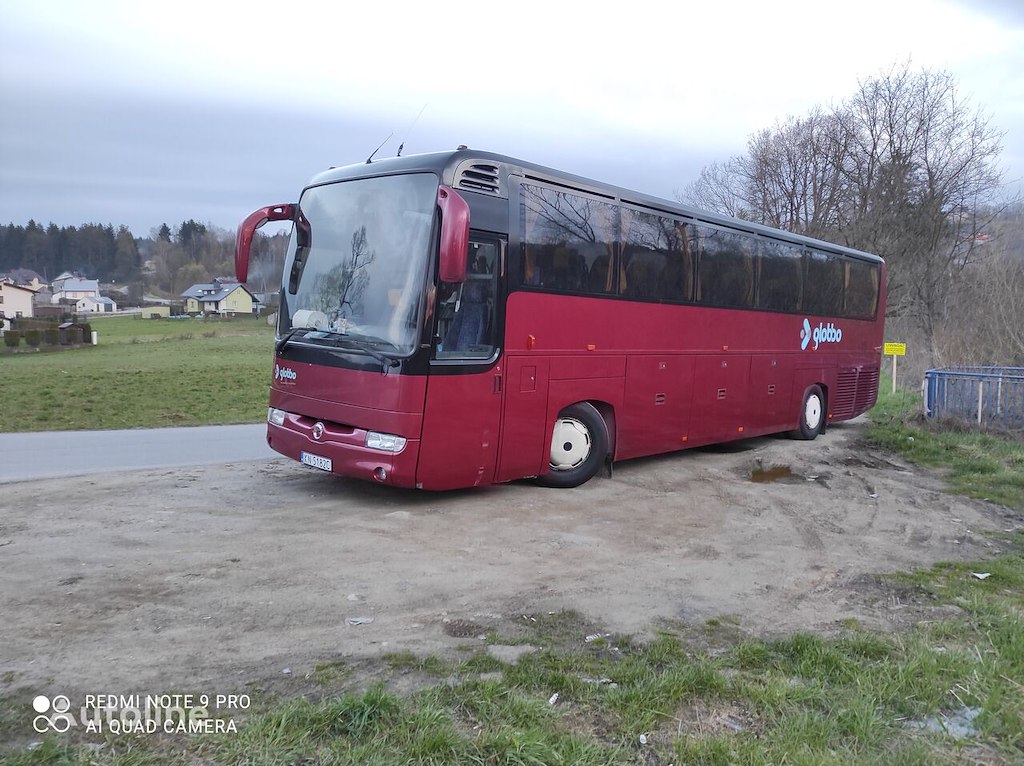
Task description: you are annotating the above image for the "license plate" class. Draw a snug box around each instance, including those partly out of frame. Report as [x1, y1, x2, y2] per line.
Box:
[300, 451, 332, 472]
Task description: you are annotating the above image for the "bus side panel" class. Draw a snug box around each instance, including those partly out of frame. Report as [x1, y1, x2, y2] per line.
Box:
[747, 354, 795, 434]
[495, 356, 551, 482]
[618, 355, 695, 461]
[418, 370, 502, 490]
[549, 355, 626, 380]
[687, 354, 752, 446]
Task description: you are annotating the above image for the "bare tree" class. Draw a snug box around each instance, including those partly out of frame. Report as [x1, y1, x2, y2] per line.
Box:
[681, 109, 849, 237]
[941, 207, 1024, 366]
[837, 64, 1005, 356]
[680, 63, 1007, 364]
[743, 109, 850, 238]
[681, 159, 747, 219]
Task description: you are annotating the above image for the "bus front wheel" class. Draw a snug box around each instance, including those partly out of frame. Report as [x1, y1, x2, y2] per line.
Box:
[538, 403, 608, 488]
[795, 385, 825, 440]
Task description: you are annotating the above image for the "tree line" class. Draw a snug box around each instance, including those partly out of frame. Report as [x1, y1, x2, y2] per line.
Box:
[682, 63, 1024, 368]
[0, 219, 287, 301]
[0, 221, 137, 283]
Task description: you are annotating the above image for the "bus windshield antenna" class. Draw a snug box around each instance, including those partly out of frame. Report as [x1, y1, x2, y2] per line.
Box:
[397, 103, 428, 157]
[366, 133, 393, 164]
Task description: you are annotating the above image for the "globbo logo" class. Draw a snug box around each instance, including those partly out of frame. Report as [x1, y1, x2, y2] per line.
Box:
[274, 365, 297, 383]
[800, 318, 843, 351]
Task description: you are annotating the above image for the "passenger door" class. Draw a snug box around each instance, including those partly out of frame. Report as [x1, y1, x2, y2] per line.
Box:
[417, 235, 503, 489]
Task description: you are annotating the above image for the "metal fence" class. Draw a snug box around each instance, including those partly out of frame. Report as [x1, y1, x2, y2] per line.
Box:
[924, 367, 1024, 430]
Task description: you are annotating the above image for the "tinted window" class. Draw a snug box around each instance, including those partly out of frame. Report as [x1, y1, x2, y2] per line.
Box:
[521, 184, 617, 294]
[844, 258, 879, 319]
[697, 226, 755, 308]
[804, 250, 845, 315]
[620, 209, 694, 302]
[757, 240, 803, 312]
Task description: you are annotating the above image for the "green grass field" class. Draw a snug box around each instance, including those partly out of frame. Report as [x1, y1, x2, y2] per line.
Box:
[867, 380, 1024, 508]
[0, 315, 275, 431]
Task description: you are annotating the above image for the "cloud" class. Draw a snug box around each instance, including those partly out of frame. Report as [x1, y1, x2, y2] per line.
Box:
[2, 0, 1022, 233]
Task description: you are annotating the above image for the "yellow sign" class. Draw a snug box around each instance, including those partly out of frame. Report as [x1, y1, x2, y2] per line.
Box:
[884, 342, 906, 356]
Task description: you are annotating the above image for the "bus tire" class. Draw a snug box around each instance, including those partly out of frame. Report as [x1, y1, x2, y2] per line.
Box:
[538, 402, 609, 488]
[796, 385, 825, 440]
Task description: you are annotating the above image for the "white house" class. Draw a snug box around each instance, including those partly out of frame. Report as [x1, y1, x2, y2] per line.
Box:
[76, 295, 117, 313]
[0, 282, 36, 332]
[52, 278, 100, 304]
[51, 271, 80, 291]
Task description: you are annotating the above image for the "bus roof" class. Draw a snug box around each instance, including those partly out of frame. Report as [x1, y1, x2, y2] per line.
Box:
[308, 149, 883, 265]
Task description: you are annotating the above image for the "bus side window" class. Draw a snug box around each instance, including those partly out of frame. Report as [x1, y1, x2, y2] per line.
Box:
[587, 253, 611, 292]
[520, 183, 616, 296]
[843, 259, 879, 319]
[697, 226, 754, 308]
[804, 250, 844, 315]
[757, 240, 803, 312]
[436, 238, 498, 359]
[661, 221, 695, 302]
[620, 210, 693, 303]
[622, 247, 664, 299]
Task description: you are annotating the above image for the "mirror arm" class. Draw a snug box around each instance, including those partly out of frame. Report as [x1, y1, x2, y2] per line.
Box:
[235, 204, 295, 283]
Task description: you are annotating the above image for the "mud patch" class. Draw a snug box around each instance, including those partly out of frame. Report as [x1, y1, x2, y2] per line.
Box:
[750, 464, 794, 483]
[443, 619, 488, 639]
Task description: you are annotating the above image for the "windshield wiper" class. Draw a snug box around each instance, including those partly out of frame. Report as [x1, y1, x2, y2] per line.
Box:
[275, 327, 310, 355]
[334, 336, 401, 372]
[281, 328, 401, 372]
[342, 333, 400, 351]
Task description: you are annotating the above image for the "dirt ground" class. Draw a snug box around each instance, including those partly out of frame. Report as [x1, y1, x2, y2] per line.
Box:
[2, 418, 1021, 713]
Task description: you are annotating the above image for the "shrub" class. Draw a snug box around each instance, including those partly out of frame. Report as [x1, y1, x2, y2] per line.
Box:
[12, 318, 51, 331]
[65, 327, 84, 345]
[3, 330, 21, 348]
[25, 329, 41, 347]
[43, 328, 59, 345]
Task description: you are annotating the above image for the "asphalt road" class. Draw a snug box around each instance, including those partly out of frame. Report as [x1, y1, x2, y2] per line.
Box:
[0, 423, 276, 483]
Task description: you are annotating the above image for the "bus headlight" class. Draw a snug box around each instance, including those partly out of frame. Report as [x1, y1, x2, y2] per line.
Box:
[268, 408, 287, 426]
[366, 431, 407, 452]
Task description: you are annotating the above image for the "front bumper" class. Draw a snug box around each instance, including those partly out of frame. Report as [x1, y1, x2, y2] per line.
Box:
[266, 411, 419, 487]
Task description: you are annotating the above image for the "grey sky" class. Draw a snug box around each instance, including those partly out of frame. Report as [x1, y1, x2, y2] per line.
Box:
[1, 0, 1022, 236]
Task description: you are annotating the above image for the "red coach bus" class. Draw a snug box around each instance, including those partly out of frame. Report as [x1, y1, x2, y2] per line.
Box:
[235, 149, 885, 490]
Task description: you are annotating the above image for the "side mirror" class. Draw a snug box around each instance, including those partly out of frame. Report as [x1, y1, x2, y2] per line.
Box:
[437, 185, 469, 283]
[235, 204, 295, 283]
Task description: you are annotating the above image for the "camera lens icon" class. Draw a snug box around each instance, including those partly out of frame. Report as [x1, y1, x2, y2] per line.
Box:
[32, 695, 72, 733]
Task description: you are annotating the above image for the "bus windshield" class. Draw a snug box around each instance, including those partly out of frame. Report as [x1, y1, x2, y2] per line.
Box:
[280, 173, 438, 356]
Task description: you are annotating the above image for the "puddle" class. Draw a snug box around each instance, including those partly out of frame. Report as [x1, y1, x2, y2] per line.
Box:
[750, 465, 793, 483]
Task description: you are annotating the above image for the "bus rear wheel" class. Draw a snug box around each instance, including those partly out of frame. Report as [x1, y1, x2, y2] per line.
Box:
[795, 385, 825, 440]
[538, 403, 608, 488]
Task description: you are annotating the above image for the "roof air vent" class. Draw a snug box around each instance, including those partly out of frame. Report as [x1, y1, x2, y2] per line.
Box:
[456, 163, 501, 195]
